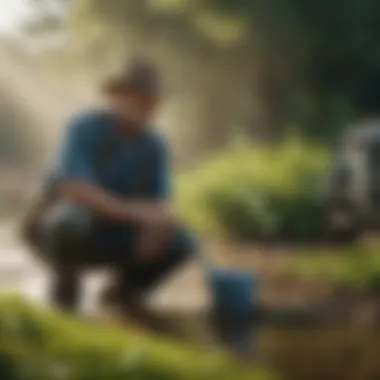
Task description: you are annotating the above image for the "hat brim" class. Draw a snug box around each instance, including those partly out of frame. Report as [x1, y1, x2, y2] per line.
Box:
[101, 77, 132, 95]
[101, 76, 161, 96]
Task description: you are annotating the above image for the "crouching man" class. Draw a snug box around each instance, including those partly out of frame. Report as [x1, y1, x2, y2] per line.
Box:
[21, 59, 195, 323]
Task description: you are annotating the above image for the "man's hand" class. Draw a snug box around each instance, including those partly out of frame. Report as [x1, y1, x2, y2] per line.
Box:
[133, 202, 175, 231]
[134, 202, 177, 261]
[138, 230, 164, 261]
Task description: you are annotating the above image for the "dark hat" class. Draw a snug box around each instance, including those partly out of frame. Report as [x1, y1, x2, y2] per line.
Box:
[103, 59, 161, 95]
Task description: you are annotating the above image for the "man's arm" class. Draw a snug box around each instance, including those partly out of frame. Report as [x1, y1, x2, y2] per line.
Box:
[138, 135, 177, 259]
[61, 181, 151, 222]
[57, 115, 150, 223]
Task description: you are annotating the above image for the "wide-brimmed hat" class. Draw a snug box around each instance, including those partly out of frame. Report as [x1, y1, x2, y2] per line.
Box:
[102, 59, 161, 95]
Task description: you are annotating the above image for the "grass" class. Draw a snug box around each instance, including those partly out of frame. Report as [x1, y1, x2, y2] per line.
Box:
[0, 296, 275, 380]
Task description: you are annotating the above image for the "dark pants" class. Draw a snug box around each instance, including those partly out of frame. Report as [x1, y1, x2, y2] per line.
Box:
[38, 203, 195, 312]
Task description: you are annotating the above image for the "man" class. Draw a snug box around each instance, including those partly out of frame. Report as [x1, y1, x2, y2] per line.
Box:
[22, 59, 195, 320]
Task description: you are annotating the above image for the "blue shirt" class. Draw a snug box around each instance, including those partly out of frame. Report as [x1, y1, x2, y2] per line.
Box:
[52, 110, 170, 199]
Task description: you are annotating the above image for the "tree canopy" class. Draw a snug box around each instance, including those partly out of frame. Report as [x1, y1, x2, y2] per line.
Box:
[21, 0, 380, 151]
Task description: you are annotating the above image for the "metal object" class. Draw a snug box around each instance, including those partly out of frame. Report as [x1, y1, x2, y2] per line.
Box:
[328, 119, 380, 234]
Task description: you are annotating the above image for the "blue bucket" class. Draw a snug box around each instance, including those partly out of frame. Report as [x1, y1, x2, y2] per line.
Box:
[209, 269, 256, 312]
[208, 269, 258, 358]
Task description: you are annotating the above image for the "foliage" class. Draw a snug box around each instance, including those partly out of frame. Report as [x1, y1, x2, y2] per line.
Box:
[284, 244, 380, 293]
[0, 297, 273, 380]
[175, 136, 330, 242]
[63, 0, 380, 142]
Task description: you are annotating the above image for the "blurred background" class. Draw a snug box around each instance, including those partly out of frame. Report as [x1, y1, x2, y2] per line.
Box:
[2, 1, 380, 379]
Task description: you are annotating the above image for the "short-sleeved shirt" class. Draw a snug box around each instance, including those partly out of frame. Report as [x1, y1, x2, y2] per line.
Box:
[44, 110, 171, 249]
[50, 109, 170, 199]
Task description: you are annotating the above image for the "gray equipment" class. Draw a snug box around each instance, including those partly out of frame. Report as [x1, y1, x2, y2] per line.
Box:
[328, 119, 380, 237]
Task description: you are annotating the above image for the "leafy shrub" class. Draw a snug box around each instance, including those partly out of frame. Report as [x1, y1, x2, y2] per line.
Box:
[284, 245, 380, 294]
[0, 297, 274, 380]
[176, 135, 330, 242]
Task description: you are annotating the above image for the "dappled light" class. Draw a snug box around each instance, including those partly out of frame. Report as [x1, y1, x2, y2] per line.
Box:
[1, 1, 380, 379]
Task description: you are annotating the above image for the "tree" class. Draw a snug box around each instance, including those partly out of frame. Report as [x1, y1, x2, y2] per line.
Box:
[26, 0, 380, 149]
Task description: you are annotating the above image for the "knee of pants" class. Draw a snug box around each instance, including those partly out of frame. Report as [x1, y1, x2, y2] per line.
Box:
[41, 202, 93, 249]
[167, 227, 198, 260]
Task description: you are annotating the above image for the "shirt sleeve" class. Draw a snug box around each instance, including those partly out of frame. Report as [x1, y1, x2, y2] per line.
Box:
[56, 114, 96, 182]
[149, 136, 171, 199]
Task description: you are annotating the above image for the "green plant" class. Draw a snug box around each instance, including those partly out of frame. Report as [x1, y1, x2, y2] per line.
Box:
[176, 135, 330, 242]
[284, 245, 380, 294]
[0, 296, 274, 380]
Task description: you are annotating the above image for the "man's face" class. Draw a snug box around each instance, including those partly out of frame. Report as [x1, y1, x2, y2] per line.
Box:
[108, 90, 160, 126]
